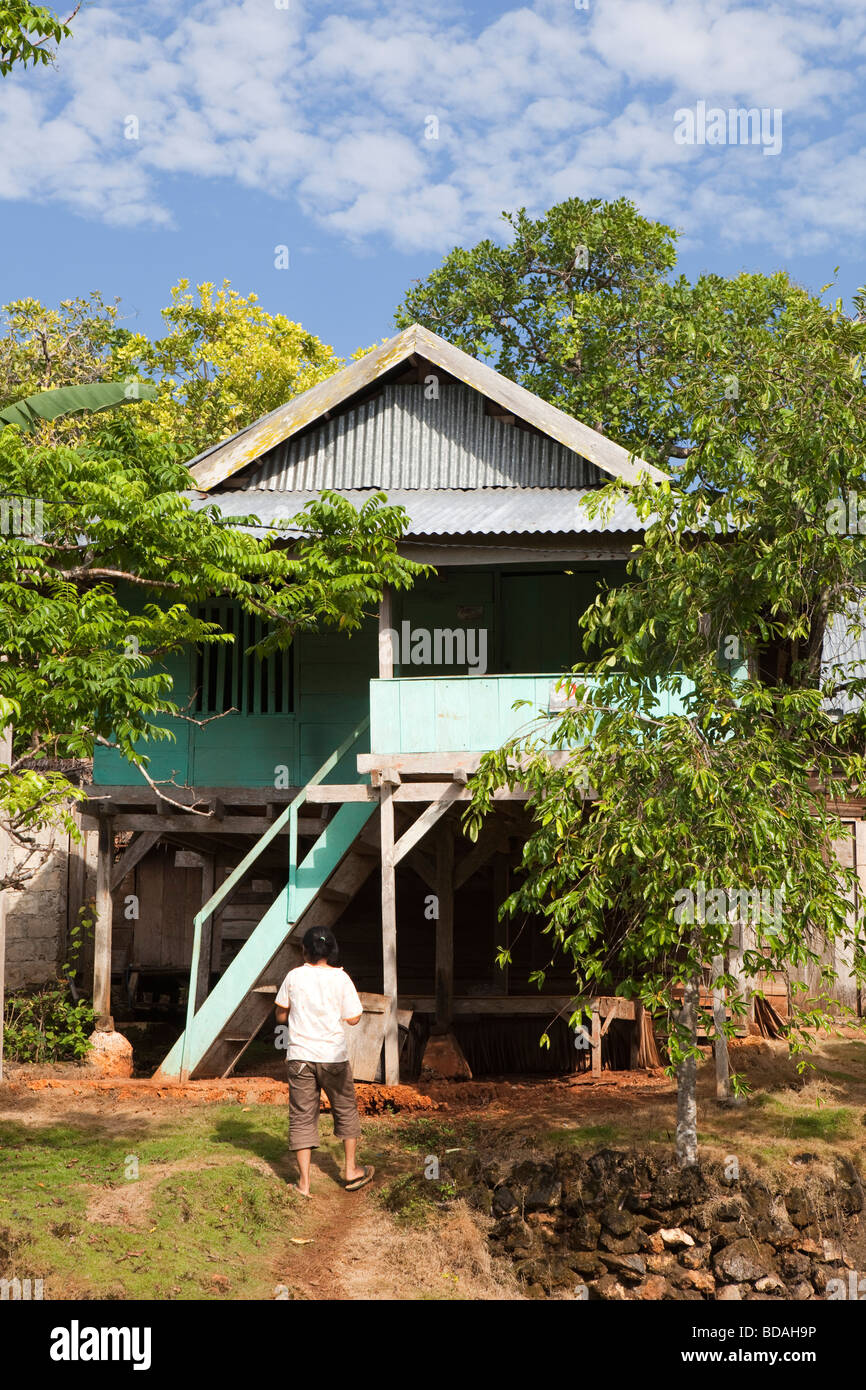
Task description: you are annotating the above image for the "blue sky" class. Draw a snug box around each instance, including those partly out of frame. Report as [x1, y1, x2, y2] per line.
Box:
[1, 0, 864, 358]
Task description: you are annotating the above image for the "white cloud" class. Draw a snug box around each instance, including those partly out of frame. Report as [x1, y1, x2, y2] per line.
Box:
[0, 0, 863, 258]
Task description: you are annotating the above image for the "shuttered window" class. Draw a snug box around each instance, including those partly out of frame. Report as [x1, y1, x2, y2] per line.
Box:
[193, 604, 294, 715]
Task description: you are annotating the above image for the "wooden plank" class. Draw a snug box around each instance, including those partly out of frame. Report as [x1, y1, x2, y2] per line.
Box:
[400, 542, 634, 568]
[86, 786, 305, 806]
[93, 817, 114, 1028]
[398, 995, 581, 1015]
[395, 783, 530, 803]
[591, 1002, 602, 1076]
[343, 991, 392, 1082]
[196, 855, 216, 1011]
[390, 785, 463, 866]
[80, 815, 328, 836]
[358, 750, 571, 777]
[380, 785, 399, 1084]
[435, 826, 455, 1030]
[110, 831, 161, 892]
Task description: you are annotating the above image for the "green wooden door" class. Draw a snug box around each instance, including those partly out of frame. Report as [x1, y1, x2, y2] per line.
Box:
[500, 571, 599, 673]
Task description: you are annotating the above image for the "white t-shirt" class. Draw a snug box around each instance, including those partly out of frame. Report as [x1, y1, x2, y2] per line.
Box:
[275, 964, 364, 1063]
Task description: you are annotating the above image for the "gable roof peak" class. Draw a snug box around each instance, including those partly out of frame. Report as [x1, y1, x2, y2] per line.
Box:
[188, 321, 666, 491]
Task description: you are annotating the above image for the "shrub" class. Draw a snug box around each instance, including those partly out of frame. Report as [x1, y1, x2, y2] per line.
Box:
[3, 980, 95, 1063]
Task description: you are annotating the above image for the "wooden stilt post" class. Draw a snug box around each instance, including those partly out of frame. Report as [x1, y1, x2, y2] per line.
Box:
[712, 953, 731, 1101]
[434, 822, 454, 1032]
[93, 814, 114, 1030]
[380, 779, 399, 1083]
[195, 853, 216, 1012]
[591, 1000, 602, 1076]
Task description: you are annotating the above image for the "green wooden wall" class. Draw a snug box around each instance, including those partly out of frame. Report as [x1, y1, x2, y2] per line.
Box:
[93, 562, 625, 788]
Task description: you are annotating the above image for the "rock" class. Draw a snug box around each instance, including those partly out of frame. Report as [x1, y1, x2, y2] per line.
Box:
[599, 1232, 643, 1256]
[660, 1227, 695, 1249]
[590, 1273, 630, 1301]
[779, 1251, 811, 1280]
[681, 1243, 711, 1270]
[87, 1028, 133, 1078]
[466, 1183, 492, 1216]
[713, 1240, 777, 1285]
[718, 1284, 743, 1300]
[492, 1186, 519, 1218]
[646, 1253, 677, 1275]
[674, 1268, 716, 1295]
[600, 1204, 635, 1237]
[796, 1238, 822, 1256]
[714, 1219, 751, 1244]
[765, 1221, 799, 1250]
[568, 1251, 605, 1279]
[822, 1238, 847, 1265]
[790, 1281, 814, 1301]
[784, 1187, 813, 1229]
[756, 1275, 786, 1294]
[421, 1032, 472, 1081]
[548, 1258, 582, 1290]
[526, 1178, 563, 1212]
[598, 1253, 645, 1284]
[811, 1264, 844, 1296]
[504, 1222, 533, 1254]
[567, 1214, 601, 1250]
[637, 1275, 670, 1300]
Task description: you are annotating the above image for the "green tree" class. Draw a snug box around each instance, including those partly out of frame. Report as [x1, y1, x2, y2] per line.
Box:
[112, 280, 343, 459]
[0, 415, 425, 890]
[0, 1, 76, 75]
[409, 198, 866, 1159]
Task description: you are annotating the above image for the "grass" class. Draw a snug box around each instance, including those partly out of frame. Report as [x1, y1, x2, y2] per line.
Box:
[544, 1123, 622, 1146]
[0, 1106, 305, 1300]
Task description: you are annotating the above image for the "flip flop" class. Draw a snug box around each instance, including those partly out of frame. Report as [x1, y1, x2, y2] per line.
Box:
[288, 1183, 312, 1199]
[345, 1164, 375, 1192]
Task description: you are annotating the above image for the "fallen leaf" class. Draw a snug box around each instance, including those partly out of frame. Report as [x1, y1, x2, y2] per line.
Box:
[290, 1238, 314, 1245]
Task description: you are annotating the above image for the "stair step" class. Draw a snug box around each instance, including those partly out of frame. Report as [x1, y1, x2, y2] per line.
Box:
[320, 887, 352, 905]
[252, 985, 277, 994]
[352, 841, 379, 858]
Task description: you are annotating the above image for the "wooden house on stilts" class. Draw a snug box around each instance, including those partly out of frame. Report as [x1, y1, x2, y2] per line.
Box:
[80, 324, 808, 1083]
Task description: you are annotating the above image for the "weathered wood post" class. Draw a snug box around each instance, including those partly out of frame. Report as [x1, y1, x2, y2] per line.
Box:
[196, 852, 216, 1012]
[434, 823, 454, 1032]
[380, 777, 399, 1084]
[92, 812, 114, 1029]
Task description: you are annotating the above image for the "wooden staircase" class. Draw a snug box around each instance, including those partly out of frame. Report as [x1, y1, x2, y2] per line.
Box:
[197, 812, 380, 1078]
[156, 719, 379, 1081]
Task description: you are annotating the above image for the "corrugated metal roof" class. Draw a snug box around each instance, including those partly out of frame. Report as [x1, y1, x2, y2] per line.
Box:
[243, 383, 604, 492]
[188, 324, 665, 491]
[823, 607, 866, 713]
[190, 488, 648, 536]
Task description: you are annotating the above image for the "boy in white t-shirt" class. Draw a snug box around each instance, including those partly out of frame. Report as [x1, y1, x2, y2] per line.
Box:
[275, 925, 374, 1197]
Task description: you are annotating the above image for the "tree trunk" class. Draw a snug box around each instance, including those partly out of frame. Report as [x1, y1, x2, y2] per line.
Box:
[712, 953, 731, 1101]
[676, 967, 700, 1167]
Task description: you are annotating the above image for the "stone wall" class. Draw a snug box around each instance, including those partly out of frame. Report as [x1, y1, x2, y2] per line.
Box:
[3, 820, 96, 992]
[448, 1147, 863, 1300]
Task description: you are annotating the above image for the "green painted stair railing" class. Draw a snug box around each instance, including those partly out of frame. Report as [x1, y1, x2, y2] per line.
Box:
[156, 718, 373, 1081]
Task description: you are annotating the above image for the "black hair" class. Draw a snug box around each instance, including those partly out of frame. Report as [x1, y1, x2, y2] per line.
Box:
[302, 925, 339, 965]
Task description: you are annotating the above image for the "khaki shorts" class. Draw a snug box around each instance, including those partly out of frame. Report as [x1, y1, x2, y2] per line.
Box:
[286, 1059, 362, 1150]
